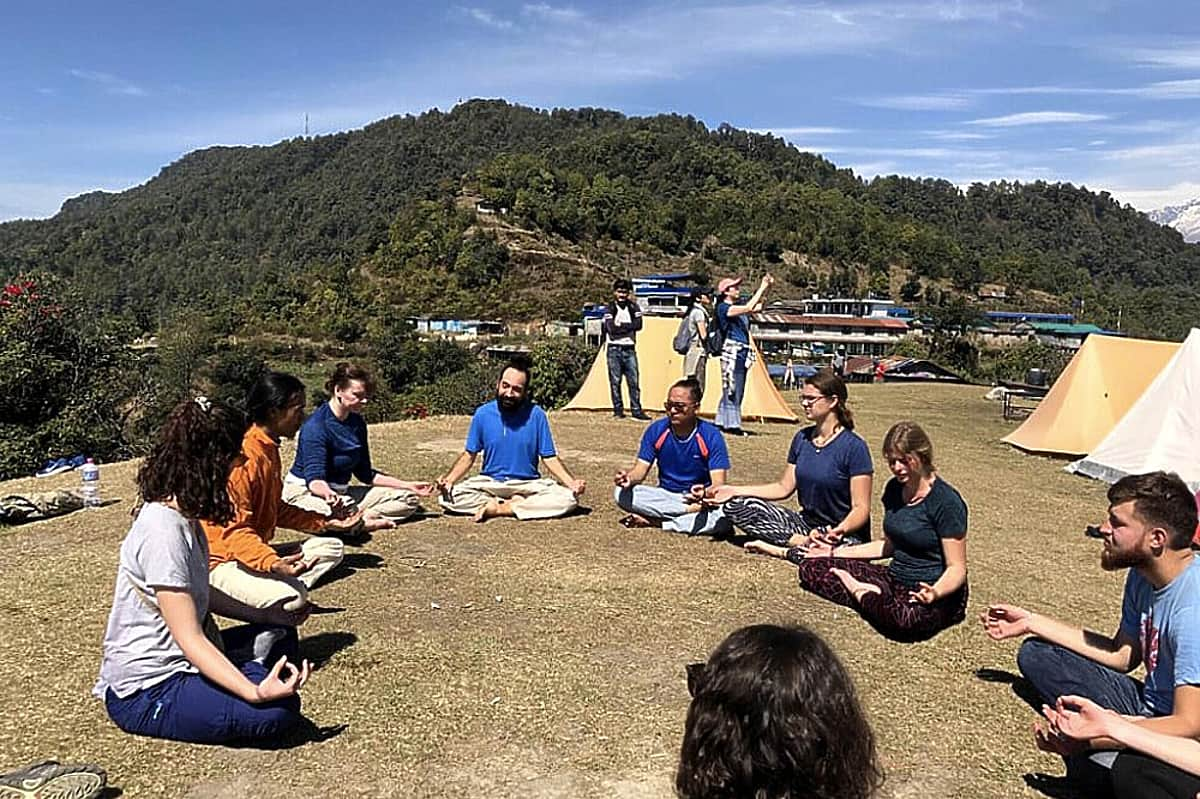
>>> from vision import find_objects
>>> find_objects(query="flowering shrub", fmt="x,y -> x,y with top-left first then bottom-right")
0,272 -> 130,479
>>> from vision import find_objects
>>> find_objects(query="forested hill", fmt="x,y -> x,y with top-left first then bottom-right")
1,99 -> 1197,339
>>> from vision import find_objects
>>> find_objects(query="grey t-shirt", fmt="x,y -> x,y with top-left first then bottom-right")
94,502 -> 210,699
686,306 -> 707,349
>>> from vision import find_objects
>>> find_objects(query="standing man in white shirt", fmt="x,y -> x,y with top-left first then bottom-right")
603,278 -> 649,420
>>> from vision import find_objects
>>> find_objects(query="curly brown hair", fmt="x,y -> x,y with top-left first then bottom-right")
676,624 -> 883,799
136,397 -> 248,523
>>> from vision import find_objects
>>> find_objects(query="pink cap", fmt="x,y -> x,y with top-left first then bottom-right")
717,276 -> 743,294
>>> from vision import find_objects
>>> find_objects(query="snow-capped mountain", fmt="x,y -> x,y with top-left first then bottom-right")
1149,199 -> 1200,243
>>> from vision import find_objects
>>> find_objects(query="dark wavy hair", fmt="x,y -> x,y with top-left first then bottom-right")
325,362 -> 376,397
246,371 -> 306,425
805,368 -> 854,430
676,624 -> 883,799
1109,471 -> 1198,550
136,398 -> 248,524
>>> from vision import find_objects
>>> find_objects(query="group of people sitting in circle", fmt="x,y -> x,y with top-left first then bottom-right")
92,354 -> 1200,798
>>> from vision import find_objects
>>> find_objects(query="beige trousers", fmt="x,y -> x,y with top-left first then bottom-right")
209,537 -> 344,613
438,475 -> 578,520
683,345 -> 708,387
282,481 -> 421,521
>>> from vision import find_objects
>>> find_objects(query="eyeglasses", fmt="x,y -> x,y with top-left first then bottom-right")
799,394 -> 829,406
664,401 -> 696,412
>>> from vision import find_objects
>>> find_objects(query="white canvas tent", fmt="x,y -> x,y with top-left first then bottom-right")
1067,328 -> 1200,491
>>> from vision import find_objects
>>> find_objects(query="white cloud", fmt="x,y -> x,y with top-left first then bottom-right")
925,130 -> 991,140
1106,182 -> 1200,211
751,126 -> 852,136
443,2 -> 1032,88
856,94 -> 971,110
0,179 -> 140,222
967,78 -> 1200,100
521,3 -> 583,22
1115,41 -> 1200,69
461,7 -> 514,30
966,111 -> 1109,127
68,69 -> 146,97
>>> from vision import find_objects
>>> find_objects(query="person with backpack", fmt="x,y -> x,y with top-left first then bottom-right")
613,378 -> 732,535
674,288 -> 712,386
714,274 -> 773,436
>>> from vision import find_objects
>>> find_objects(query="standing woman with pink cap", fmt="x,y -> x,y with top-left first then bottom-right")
714,274 -> 773,436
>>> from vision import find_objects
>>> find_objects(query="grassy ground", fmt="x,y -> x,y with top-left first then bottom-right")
0,382 -> 1124,797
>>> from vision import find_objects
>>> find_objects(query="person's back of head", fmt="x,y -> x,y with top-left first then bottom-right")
1108,471 -> 1198,551
676,624 -> 882,799
136,396 -> 248,525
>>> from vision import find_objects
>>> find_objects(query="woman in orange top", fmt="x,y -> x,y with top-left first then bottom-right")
203,372 -> 379,624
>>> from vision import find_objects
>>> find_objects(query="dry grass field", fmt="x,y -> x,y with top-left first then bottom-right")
0,382 -> 1127,797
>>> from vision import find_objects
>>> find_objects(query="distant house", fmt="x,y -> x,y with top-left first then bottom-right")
1012,321 -> 1115,350
474,200 -> 507,216
406,316 -> 505,339
751,313 -> 909,358
543,320 -> 584,337
978,283 -> 1009,301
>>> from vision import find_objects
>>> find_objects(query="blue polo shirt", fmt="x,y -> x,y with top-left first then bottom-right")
466,400 -> 557,482
637,418 -> 731,494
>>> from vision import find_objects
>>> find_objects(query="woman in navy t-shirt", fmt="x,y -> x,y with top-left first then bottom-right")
747,420 -> 969,643
709,369 -> 873,546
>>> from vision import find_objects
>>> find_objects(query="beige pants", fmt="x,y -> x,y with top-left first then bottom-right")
683,345 -> 708,387
210,537 -> 344,613
438,475 -> 578,520
282,481 -> 421,521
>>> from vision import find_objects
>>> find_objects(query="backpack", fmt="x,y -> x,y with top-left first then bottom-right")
672,314 -> 693,355
705,307 -> 726,356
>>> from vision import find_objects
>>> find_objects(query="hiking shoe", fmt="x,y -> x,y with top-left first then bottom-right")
0,760 -> 106,799
612,412 -> 625,419
34,459 -> 71,479
630,412 -> 651,421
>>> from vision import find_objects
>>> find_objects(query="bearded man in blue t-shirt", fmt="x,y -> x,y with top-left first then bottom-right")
983,471 -> 1200,793
436,359 -> 586,523
613,378 -> 732,536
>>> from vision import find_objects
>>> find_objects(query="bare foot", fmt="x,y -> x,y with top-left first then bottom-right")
830,567 -> 882,602
619,513 -> 654,529
473,499 -> 515,523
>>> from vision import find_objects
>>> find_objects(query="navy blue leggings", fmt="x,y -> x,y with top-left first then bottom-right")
105,625 -> 302,744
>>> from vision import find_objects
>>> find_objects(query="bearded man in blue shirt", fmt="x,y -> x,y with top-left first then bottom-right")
437,358 -> 586,523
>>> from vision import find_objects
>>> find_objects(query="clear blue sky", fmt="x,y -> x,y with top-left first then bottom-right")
3,1 -> 1199,221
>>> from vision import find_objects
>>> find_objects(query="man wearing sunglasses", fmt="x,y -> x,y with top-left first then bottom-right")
613,378 -> 732,535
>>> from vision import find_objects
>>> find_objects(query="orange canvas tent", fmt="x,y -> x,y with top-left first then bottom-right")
1002,333 -> 1180,456
563,316 -> 799,423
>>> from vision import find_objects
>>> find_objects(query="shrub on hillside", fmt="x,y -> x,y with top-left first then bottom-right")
0,274 -> 132,479
528,338 -> 593,409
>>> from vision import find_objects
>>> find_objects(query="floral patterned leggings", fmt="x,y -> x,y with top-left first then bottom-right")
789,555 -> 968,643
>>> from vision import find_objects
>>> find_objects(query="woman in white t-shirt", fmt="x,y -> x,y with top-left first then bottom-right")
94,397 -> 312,744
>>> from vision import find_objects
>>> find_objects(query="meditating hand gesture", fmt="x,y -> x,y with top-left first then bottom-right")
908,582 -> 939,604
980,603 -> 1034,640
254,656 -> 311,703
270,552 -> 312,578
1042,695 -> 1118,742
703,485 -> 738,506
613,470 -> 633,488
